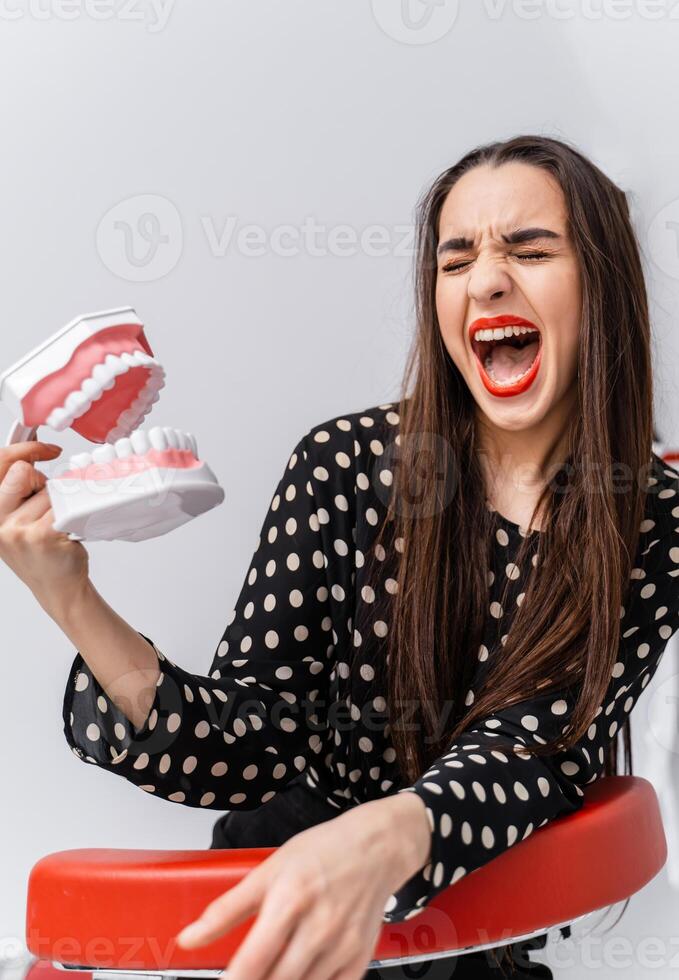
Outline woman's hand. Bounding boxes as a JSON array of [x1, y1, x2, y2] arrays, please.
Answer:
[[0, 441, 91, 615], [175, 795, 428, 980]]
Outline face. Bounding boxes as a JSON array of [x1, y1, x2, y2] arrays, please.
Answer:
[[435, 161, 581, 446]]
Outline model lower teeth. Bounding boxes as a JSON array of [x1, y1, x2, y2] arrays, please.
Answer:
[[66, 426, 199, 469]]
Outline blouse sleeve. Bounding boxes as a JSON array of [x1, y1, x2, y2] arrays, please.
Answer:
[[62, 429, 345, 811], [382, 522, 679, 923]]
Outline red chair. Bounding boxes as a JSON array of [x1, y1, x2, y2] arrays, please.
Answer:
[[17, 776, 666, 977]]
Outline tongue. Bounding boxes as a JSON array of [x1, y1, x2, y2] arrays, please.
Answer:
[[487, 339, 539, 383]]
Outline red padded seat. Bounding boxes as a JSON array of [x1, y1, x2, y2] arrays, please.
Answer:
[[25, 776, 666, 970]]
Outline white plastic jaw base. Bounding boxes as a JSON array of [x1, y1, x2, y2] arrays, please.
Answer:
[[47, 463, 225, 542], [5, 419, 38, 446]]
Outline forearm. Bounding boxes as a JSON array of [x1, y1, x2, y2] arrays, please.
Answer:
[[380, 791, 432, 878], [343, 791, 432, 887], [46, 579, 160, 731]]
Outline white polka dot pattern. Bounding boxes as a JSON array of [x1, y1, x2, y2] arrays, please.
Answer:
[[63, 428, 344, 813], [60, 403, 679, 926]]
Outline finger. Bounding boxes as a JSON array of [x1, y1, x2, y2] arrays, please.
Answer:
[[10, 486, 53, 526], [33, 505, 84, 547], [0, 460, 48, 522], [326, 950, 374, 980], [288, 916, 378, 980], [255, 920, 332, 980], [1, 459, 47, 492], [308, 918, 383, 980], [220, 884, 301, 980], [176, 870, 266, 949], [0, 442, 61, 482], [35, 504, 64, 537]]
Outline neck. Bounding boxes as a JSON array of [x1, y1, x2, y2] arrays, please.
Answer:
[[475, 388, 576, 503]]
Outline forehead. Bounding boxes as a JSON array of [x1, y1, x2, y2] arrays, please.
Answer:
[[437, 161, 568, 239]]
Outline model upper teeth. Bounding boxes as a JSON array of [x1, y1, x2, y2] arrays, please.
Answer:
[[67, 427, 199, 469], [46, 349, 165, 435], [473, 325, 540, 342]]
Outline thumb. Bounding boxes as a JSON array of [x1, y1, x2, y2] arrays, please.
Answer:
[[0, 460, 47, 523]]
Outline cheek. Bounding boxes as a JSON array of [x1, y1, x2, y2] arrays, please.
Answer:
[[435, 279, 465, 345], [550, 305, 581, 387], [434, 277, 448, 322], [558, 276, 582, 368], [537, 265, 581, 359], [566, 323, 581, 378]]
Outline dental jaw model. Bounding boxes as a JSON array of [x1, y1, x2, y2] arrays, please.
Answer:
[[0, 307, 225, 542]]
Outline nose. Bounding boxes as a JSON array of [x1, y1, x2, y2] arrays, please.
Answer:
[[466, 251, 513, 305]]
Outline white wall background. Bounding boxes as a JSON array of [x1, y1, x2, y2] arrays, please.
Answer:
[[0, 2, 678, 976]]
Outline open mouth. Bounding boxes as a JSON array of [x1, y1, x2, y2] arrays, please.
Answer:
[[470, 324, 542, 390]]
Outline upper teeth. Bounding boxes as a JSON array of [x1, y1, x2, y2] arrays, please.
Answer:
[[67, 427, 198, 469], [46, 349, 165, 435], [474, 326, 539, 342]]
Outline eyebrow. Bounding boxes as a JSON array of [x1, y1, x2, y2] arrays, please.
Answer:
[[436, 227, 562, 257]]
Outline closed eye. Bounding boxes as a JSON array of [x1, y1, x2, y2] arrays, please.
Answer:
[[441, 251, 551, 274]]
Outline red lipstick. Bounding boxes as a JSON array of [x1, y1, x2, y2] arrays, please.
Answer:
[[468, 314, 542, 398]]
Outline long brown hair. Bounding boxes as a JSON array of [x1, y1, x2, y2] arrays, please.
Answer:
[[363, 134, 652, 798]]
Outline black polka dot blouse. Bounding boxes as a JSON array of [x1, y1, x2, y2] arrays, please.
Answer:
[[62, 401, 679, 923]]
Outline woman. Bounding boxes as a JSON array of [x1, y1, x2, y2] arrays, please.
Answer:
[[1, 134, 677, 980]]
